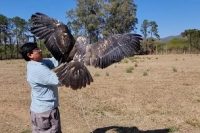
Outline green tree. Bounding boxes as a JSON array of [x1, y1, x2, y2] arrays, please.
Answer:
[[140, 20, 149, 52], [0, 14, 9, 58], [140, 19, 149, 39], [149, 21, 159, 54], [0, 14, 9, 44], [140, 19, 160, 54], [66, 0, 138, 42], [67, 0, 102, 43], [103, 0, 137, 36], [11, 16, 28, 58], [149, 21, 159, 39], [181, 29, 200, 53]]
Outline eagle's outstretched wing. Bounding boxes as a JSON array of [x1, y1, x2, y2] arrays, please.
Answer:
[[30, 12, 142, 89], [74, 33, 142, 68], [30, 12, 93, 90], [31, 12, 75, 63]]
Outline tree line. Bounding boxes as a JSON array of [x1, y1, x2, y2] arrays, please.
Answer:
[[0, 14, 36, 59], [0, 0, 200, 60]]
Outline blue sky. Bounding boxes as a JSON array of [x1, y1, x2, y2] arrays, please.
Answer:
[[0, 0, 200, 38]]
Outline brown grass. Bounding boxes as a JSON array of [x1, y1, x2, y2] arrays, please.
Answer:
[[0, 54, 200, 133]]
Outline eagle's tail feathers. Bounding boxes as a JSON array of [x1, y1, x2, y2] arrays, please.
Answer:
[[54, 62, 93, 90]]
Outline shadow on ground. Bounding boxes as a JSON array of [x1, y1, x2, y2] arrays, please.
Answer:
[[92, 126, 170, 133]]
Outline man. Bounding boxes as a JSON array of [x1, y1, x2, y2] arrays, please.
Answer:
[[20, 42, 62, 133]]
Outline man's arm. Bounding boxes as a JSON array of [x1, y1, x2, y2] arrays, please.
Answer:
[[28, 64, 59, 86]]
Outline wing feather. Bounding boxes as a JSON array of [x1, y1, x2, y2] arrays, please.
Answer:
[[95, 34, 142, 68], [30, 12, 75, 62], [54, 62, 93, 89], [74, 33, 142, 68]]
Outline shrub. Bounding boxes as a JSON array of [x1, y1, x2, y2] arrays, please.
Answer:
[[126, 66, 134, 73]]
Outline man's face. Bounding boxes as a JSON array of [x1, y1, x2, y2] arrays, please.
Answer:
[[28, 48, 43, 61]]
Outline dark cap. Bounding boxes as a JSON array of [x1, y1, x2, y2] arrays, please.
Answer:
[[20, 42, 38, 61]]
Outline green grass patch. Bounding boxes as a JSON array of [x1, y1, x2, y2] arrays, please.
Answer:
[[143, 71, 148, 76], [21, 129, 31, 133], [172, 67, 177, 72], [94, 72, 100, 77], [126, 66, 134, 73], [105, 72, 109, 76], [168, 126, 179, 132]]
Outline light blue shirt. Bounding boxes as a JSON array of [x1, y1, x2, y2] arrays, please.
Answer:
[[27, 58, 59, 113]]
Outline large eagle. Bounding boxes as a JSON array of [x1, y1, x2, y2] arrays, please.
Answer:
[[30, 12, 142, 90]]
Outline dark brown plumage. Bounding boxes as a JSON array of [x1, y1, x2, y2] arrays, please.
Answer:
[[30, 12, 142, 90]]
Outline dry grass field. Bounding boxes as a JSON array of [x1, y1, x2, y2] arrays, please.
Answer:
[[0, 54, 200, 133]]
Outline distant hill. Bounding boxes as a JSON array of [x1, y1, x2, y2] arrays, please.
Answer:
[[160, 35, 182, 42]]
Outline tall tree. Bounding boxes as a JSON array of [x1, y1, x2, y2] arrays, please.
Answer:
[[149, 21, 159, 39], [0, 14, 9, 58], [149, 21, 159, 54], [140, 19, 149, 39], [140, 19, 160, 54], [140, 19, 149, 52], [12, 16, 28, 44], [103, 0, 137, 36], [66, 0, 138, 42], [67, 0, 102, 43], [181, 29, 200, 53], [0, 14, 8, 44], [11, 16, 28, 57]]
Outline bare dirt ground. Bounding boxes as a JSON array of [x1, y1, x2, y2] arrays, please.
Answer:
[[0, 54, 200, 133]]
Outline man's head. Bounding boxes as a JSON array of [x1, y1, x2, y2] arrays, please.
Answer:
[[20, 42, 42, 61]]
